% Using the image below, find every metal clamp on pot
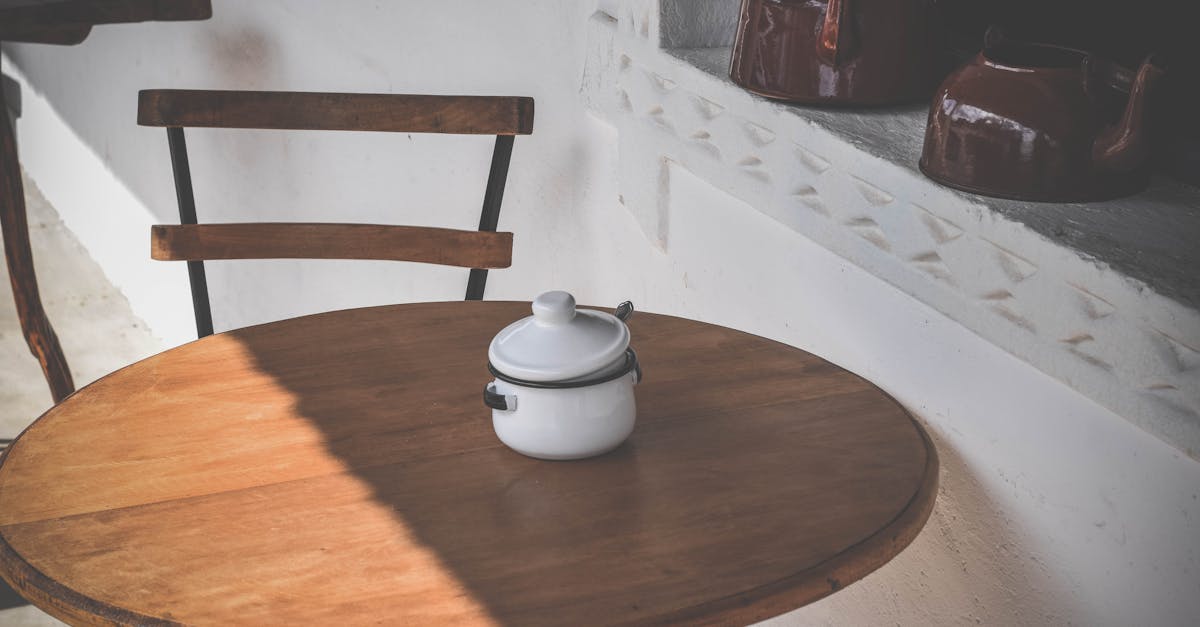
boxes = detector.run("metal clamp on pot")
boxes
[485,348,642,410]
[482,291,643,460]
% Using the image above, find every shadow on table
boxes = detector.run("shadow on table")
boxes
[769,424,1082,625]
[231,303,668,623]
[227,304,1068,624]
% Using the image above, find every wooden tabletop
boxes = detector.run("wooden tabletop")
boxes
[0,301,937,626]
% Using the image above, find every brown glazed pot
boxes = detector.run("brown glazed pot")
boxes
[920,32,1165,202]
[728,0,939,105]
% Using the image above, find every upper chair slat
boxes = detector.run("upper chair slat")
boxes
[151,223,513,269]
[138,90,535,135]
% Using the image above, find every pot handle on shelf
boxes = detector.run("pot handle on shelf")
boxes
[484,382,517,411]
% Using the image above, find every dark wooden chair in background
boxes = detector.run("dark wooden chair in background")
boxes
[136,89,534,337]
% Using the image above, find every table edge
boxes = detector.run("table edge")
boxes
[0,412,937,626]
[648,406,940,626]
[0,526,179,626]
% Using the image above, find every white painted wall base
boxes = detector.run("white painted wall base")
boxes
[655,166,1200,626]
[4,1,1198,624]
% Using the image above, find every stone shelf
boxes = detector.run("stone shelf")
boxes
[582,1,1200,458]
[672,46,1200,313]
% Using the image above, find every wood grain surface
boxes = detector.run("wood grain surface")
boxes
[0,302,937,626]
[151,223,514,268]
[138,90,535,135]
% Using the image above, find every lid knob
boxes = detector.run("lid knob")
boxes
[532,290,576,326]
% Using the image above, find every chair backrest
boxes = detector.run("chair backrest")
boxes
[138,89,534,338]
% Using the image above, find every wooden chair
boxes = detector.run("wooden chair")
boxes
[137,89,533,337]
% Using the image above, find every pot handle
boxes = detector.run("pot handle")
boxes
[484,382,517,411]
[615,301,634,322]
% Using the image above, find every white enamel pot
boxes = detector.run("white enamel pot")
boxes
[483,292,642,460]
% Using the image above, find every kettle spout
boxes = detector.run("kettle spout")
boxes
[1093,55,1165,172]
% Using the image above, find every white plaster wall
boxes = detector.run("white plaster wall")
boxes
[6,1,621,345]
[4,1,1198,624]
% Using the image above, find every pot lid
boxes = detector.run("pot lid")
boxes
[488,291,631,382]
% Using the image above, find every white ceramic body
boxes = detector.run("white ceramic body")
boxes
[489,371,637,460]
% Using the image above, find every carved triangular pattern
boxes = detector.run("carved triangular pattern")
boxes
[914,205,964,244]
[646,70,677,93]
[989,243,1038,283]
[691,95,724,120]
[791,186,829,216]
[910,251,956,285]
[744,122,776,147]
[1070,284,1116,320]
[1157,331,1200,373]
[793,144,831,175]
[845,216,891,251]
[850,177,894,206]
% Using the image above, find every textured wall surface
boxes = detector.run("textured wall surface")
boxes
[581,2,1200,461]
[4,1,1199,624]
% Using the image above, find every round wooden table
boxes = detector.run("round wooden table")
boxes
[0,301,937,625]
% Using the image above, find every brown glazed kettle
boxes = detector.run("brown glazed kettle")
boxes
[920,29,1165,202]
[729,0,939,105]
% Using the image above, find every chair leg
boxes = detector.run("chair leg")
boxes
[465,134,515,300]
[0,79,73,402]
[166,127,214,337]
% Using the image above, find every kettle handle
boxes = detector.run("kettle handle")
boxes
[816,0,856,67]
[1093,54,1165,172]
[982,24,1006,52]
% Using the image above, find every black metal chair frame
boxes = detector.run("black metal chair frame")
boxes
[159,109,519,338]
